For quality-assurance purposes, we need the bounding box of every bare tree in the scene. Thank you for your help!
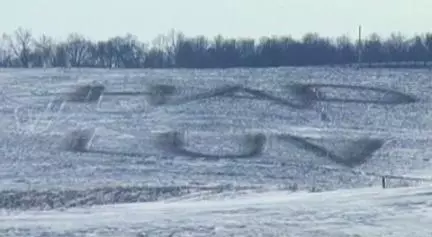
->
[384,32,408,61]
[107,34,146,68]
[34,34,55,67]
[3,27,34,67]
[407,35,427,63]
[90,40,113,68]
[151,29,181,66]
[65,33,92,67]
[0,34,13,67]
[425,33,432,62]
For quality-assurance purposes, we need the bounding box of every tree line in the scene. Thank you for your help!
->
[1,27,432,68]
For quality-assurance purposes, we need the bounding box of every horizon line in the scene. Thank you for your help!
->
[2,26,432,43]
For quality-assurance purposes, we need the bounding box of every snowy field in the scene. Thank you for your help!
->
[0,67,431,236]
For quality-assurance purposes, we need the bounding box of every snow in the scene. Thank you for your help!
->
[0,67,432,236]
[1,185,432,236]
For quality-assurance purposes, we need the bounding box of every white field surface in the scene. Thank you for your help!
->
[1,185,432,236]
[0,67,432,236]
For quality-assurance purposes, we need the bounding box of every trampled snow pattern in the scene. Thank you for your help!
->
[0,67,432,236]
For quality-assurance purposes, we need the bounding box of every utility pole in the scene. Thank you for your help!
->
[358,25,363,68]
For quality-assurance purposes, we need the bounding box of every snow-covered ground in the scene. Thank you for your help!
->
[2,185,432,236]
[0,67,431,236]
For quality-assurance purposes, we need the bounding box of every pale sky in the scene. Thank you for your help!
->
[1,0,432,42]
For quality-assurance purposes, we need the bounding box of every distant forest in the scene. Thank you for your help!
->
[1,27,432,68]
